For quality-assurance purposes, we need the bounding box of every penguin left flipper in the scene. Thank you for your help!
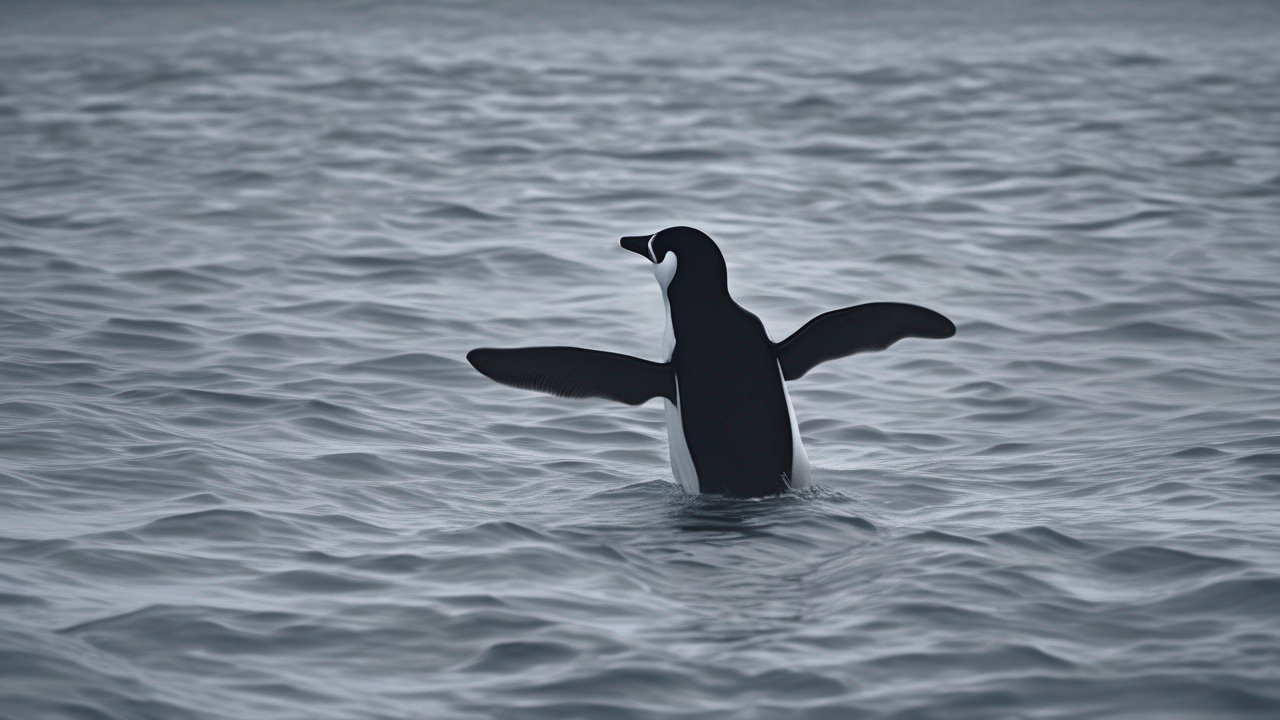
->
[467,347,676,405]
[775,302,956,381]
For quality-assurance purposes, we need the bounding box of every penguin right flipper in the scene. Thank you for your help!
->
[467,347,676,405]
[775,302,956,381]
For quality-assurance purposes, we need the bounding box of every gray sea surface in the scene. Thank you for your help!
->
[3,1,1280,718]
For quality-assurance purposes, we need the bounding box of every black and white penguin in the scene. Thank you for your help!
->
[467,226,955,498]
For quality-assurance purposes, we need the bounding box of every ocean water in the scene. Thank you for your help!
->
[2,1,1280,717]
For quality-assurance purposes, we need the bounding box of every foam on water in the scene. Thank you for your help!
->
[2,1,1280,717]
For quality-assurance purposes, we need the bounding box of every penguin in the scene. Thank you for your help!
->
[467,226,955,498]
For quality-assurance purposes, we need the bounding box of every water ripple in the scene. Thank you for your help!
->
[2,1,1280,718]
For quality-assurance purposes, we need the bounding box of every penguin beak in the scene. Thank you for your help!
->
[620,235,652,261]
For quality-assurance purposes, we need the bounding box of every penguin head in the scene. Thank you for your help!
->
[620,226,727,298]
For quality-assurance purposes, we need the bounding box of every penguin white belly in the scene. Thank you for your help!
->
[664,386,700,495]
[779,367,811,491]
[660,288,700,494]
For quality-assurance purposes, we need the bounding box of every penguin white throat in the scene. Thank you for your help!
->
[652,248,677,290]
[654,250,678,362]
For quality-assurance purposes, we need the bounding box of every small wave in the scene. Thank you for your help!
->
[0,211,114,231]
[987,526,1090,552]
[835,66,934,86]
[890,602,1000,628]
[44,546,247,580]
[228,331,355,356]
[437,521,556,548]
[1106,51,1169,67]
[778,94,842,112]
[867,643,1073,673]
[39,282,140,299]
[606,148,733,162]
[120,268,238,293]
[342,254,483,281]
[827,425,954,448]
[785,142,878,161]
[0,401,58,418]
[961,396,1061,423]
[59,603,304,655]
[0,245,57,259]
[104,318,196,335]
[134,509,299,542]
[1050,209,1179,233]
[1233,173,1280,198]
[974,442,1038,456]
[286,77,395,100]
[198,168,277,187]
[1171,446,1226,459]
[248,569,391,594]
[418,202,502,221]
[465,640,577,674]
[1002,359,1103,375]
[1174,151,1237,168]
[1145,369,1245,392]
[329,301,448,329]
[0,592,46,606]
[341,553,432,574]
[1034,321,1228,345]
[456,143,541,163]
[298,452,400,478]
[813,514,877,533]
[1237,453,1280,468]
[337,352,463,378]
[906,530,986,546]
[79,331,198,352]
[289,415,386,440]
[1094,546,1245,577]
[1150,578,1280,616]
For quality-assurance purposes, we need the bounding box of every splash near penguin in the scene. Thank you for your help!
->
[468,227,955,497]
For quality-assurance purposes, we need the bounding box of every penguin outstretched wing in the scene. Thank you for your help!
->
[775,302,956,381]
[467,347,676,405]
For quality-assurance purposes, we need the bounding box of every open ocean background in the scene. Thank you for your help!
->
[3,1,1280,718]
